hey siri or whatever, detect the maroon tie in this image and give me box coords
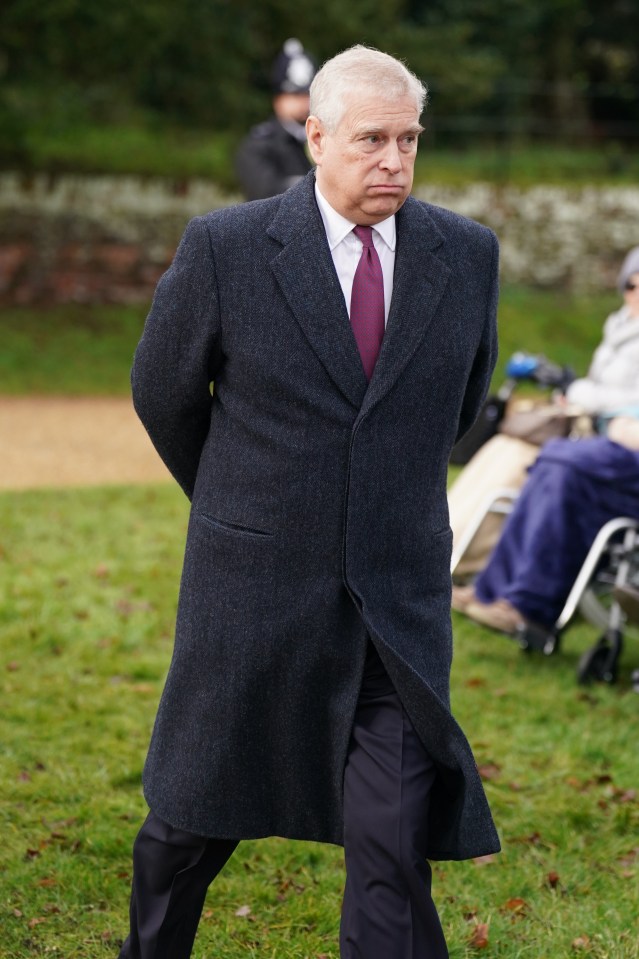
[350,225,385,381]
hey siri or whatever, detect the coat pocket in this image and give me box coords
[195,510,274,540]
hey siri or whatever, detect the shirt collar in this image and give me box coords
[315,182,396,252]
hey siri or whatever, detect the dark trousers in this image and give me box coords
[119,645,448,958]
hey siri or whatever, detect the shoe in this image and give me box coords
[464,598,524,635]
[613,583,639,625]
[451,584,477,613]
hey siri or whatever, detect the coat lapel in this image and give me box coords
[268,175,369,410]
[359,197,451,418]
[267,179,451,415]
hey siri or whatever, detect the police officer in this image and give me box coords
[235,39,316,200]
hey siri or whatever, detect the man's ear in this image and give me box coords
[305,116,324,165]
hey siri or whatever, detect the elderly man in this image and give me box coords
[118,45,500,959]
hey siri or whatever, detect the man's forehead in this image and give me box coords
[339,93,422,132]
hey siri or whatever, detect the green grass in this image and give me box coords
[414,142,639,188]
[0,304,146,396]
[20,125,240,191]
[12,121,639,188]
[0,286,620,397]
[494,286,618,385]
[0,287,636,955]
[1,483,637,957]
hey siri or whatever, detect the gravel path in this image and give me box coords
[0,396,171,491]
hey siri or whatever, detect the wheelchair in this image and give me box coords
[450,489,639,687]
[450,352,575,466]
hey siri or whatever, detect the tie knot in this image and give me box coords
[354,225,374,248]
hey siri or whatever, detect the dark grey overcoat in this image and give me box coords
[132,171,500,861]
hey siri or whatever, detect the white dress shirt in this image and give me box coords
[314,183,396,326]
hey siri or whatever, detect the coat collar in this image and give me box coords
[267,172,451,413]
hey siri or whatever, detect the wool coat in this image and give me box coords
[132,171,501,861]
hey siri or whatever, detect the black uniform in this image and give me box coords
[234,38,316,201]
[235,117,312,201]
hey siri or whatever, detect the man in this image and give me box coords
[119,45,500,959]
[235,38,316,200]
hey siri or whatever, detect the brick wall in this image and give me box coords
[0,235,172,305]
[0,173,238,306]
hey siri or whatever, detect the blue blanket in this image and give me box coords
[475,437,639,627]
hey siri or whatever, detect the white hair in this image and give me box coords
[309,45,428,132]
[618,245,639,293]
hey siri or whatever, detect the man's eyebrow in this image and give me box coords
[353,124,425,137]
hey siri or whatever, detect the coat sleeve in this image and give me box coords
[455,230,500,443]
[131,215,223,499]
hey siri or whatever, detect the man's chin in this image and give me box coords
[363,194,408,220]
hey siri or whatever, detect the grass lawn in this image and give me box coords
[1,483,637,958]
[0,305,145,397]
[0,286,637,956]
[0,285,620,397]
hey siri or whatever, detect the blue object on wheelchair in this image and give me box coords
[450,352,575,465]
[505,352,575,390]
[505,352,540,379]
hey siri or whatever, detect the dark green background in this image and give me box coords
[2,0,638,166]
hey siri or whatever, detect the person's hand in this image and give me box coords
[607,416,639,450]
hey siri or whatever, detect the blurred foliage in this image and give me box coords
[22,124,238,185]
[14,123,639,186]
[1,0,638,171]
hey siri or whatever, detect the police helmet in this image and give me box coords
[271,38,316,94]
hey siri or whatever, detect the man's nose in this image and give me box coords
[379,141,402,173]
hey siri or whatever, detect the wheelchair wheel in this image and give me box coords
[577,635,619,684]
[578,529,639,630]
[578,584,615,631]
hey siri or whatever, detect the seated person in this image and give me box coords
[449,246,639,578]
[452,420,639,633]
[563,246,639,414]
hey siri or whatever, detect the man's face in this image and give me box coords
[306,92,422,224]
[274,92,311,125]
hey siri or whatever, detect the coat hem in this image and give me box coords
[143,790,500,861]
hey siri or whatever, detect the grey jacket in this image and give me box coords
[132,171,500,860]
